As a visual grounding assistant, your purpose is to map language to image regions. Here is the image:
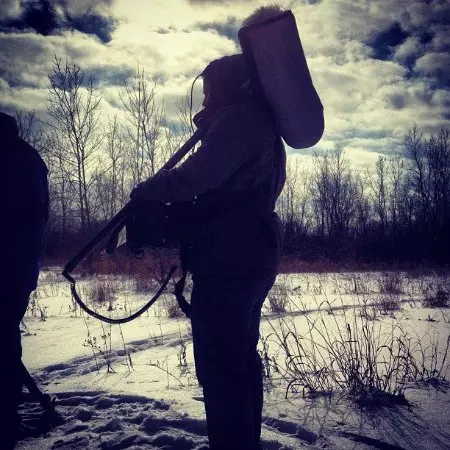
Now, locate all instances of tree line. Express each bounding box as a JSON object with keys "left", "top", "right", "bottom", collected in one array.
[
  {"left": 277, "top": 128, "right": 449, "bottom": 264},
  {"left": 16, "top": 58, "right": 192, "bottom": 258},
  {"left": 15, "top": 58, "right": 450, "bottom": 265}
]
